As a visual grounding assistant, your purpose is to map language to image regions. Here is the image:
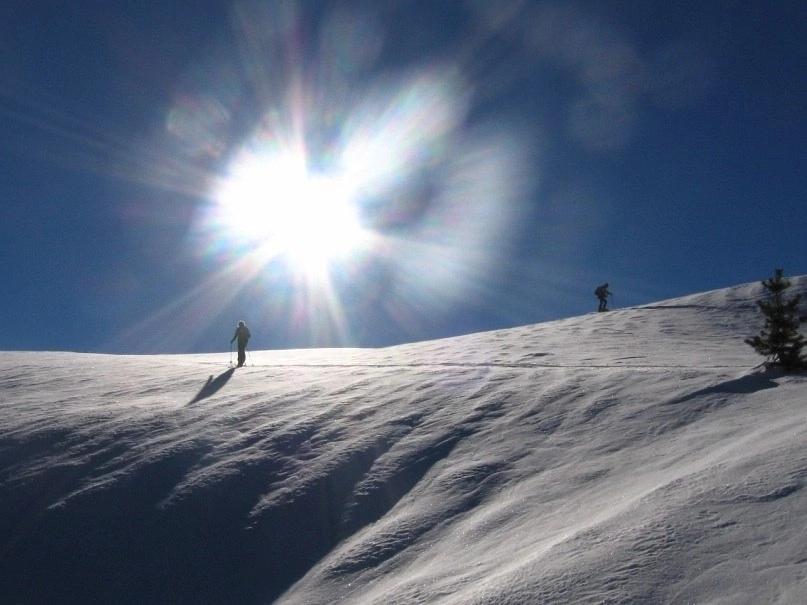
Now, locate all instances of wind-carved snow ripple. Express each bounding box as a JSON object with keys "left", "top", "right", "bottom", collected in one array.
[
  {"left": 246, "top": 370, "right": 519, "bottom": 582},
  {"left": 327, "top": 458, "right": 509, "bottom": 576}
]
